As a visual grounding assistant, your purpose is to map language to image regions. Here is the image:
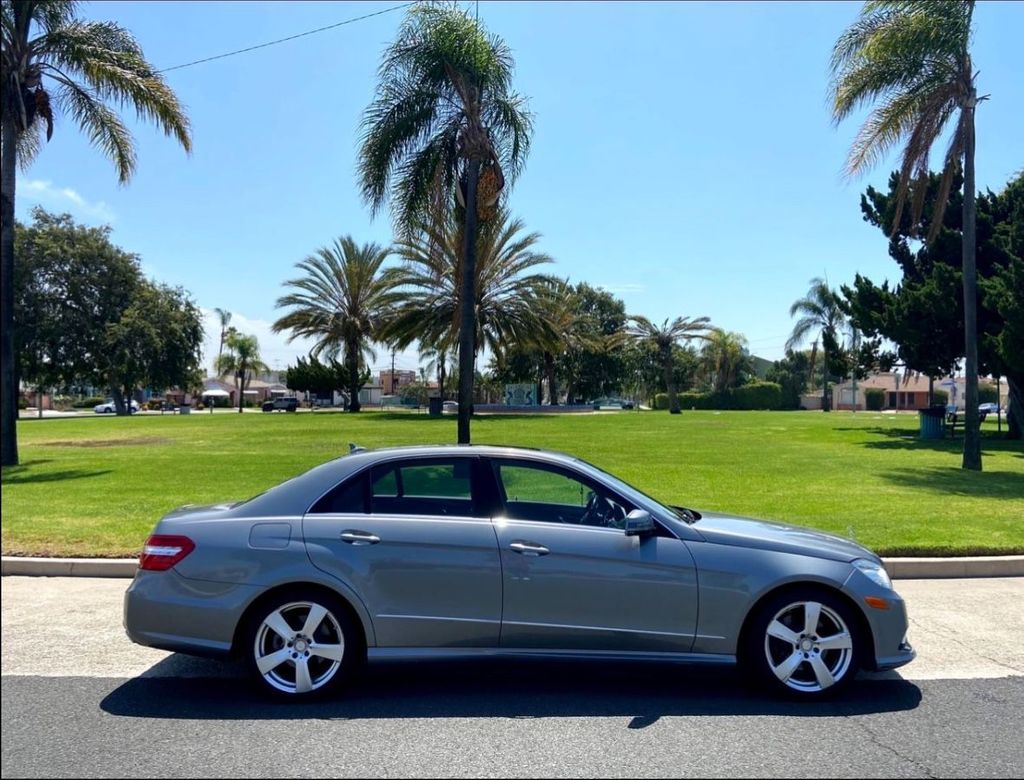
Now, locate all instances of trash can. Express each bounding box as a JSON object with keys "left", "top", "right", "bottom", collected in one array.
[
  {"left": 179, "top": 404, "right": 191, "bottom": 415},
  {"left": 428, "top": 397, "right": 443, "bottom": 417},
  {"left": 918, "top": 406, "right": 944, "bottom": 439}
]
